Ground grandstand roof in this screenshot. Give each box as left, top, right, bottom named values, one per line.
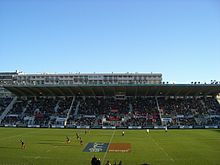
left=3, top=84, right=220, bottom=97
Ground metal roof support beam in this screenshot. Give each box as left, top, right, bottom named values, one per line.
left=56, top=87, right=66, bottom=96
left=90, top=87, right=96, bottom=96
left=63, top=88, right=72, bottom=96
left=79, top=87, right=86, bottom=96
left=113, top=86, right=116, bottom=96
left=22, top=87, right=36, bottom=96
left=11, top=87, right=27, bottom=96
left=66, top=88, right=74, bottom=96
left=144, top=87, right=149, bottom=96
left=155, top=90, right=160, bottom=97
left=184, top=88, right=193, bottom=97
left=4, top=84, right=220, bottom=97
left=44, top=87, right=56, bottom=96
left=174, top=88, right=183, bottom=97
left=135, top=86, right=138, bottom=97
left=101, top=87, right=105, bottom=96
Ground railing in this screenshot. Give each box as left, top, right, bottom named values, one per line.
left=155, top=97, right=163, bottom=125
left=74, top=101, right=80, bottom=116
left=64, top=96, right=75, bottom=126
left=0, top=97, right=17, bottom=123
left=129, top=103, right=133, bottom=113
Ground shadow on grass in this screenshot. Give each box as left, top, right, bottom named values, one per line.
left=212, top=129, right=220, bottom=133
left=40, top=139, right=63, bottom=142
left=36, top=142, right=74, bottom=147
left=53, top=144, right=75, bottom=147
left=37, top=142, right=60, bottom=145
left=37, top=139, right=65, bottom=145
left=0, top=146, right=20, bottom=149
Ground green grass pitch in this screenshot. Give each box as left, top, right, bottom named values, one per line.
left=0, top=128, right=220, bottom=165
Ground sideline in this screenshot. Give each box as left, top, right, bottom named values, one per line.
left=102, top=129, right=116, bottom=163
left=149, top=135, right=175, bottom=162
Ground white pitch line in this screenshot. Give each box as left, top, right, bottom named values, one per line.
left=149, top=136, right=174, bottom=162
left=34, top=156, right=41, bottom=159
left=23, top=155, right=52, bottom=159
left=102, top=130, right=116, bottom=163
left=0, top=130, right=37, bottom=141
left=47, top=145, right=58, bottom=151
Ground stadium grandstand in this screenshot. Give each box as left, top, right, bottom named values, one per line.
left=0, top=71, right=220, bottom=129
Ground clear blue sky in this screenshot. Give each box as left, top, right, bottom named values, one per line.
left=0, top=0, right=219, bottom=83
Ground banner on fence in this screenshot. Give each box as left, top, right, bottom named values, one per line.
left=128, top=126, right=141, bottom=129
left=102, top=126, right=116, bottom=129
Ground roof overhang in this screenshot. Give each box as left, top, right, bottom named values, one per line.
left=3, top=84, right=220, bottom=97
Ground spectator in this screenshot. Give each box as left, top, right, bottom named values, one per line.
left=96, top=158, right=101, bottom=165
left=91, top=155, right=97, bottom=165
left=105, top=160, right=111, bottom=165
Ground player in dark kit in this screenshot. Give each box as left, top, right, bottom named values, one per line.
left=66, top=136, right=70, bottom=144
left=76, top=132, right=80, bottom=140
left=165, top=126, right=168, bottom=132
left=96, top=158, right=101, bottom=165
left=20, top=139, right=25, bottom=149
left=91, top=155, right=97, bottom=165
left=80, top=137, right=83, bottom=145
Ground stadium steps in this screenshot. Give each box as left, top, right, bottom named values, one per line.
left=195, top=117, right=202, bottom=125
left=21, top=100, right=31, bottom=118
left=200, top=100, right=206, bottom=108
left=54, top=100, right=60, bottom=112
left=0, top=97, right=17, bottom=123
left=28, top=116, right=35, bottom=125
left=64, top=96, right=75, bottom=126
left=129, top=103, right=133, bottom=113
left=21, top=107, right=27, bottom=118
left=155, top=97, right=163, bottom=124
left=216, top=95, right=220, bottom=104
left=73, top=101, right=80, bottom=116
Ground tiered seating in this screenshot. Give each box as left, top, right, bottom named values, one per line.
left=204, top=97, right=220, bottom=115
left=202, top=97, right=220, bottom=125
left=56, top=97, right=72, bottom=117
left=48, top=97, right=73, bottom=125
left=1, top=96, right=219, bottom=127
left=126, top=97, right=160, bottom=126
left=78, top=97, right=101, bottom=115
left=2, top=99, right=28, bottom=125
left=24, top=97, right=57, bottom=125
left=158, top=97, right=220, bottom=126
left=2, top=97, right=73, bottom=126
left=99, top=97, right=129, bottom=122
left=0, top=97, right=12, bottom=115
left=68, top=97, right=130, bottom=126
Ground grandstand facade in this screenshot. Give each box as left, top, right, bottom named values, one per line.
left=0, top=71, right=19, bottom=97
left=0, top=71, right=220, bottom=129
left=1, top=71, right=162, bottom=86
